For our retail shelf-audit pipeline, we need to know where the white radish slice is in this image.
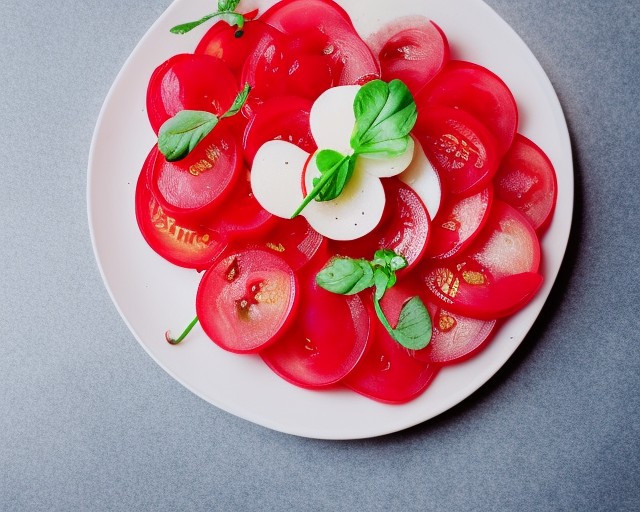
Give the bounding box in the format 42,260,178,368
250,140,310,218
302,153,385,240
356,136,415,178
309,85,359,154
399,137,441,219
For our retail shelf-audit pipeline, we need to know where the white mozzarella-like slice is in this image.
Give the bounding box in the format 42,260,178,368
356,136,415,178
399,137,442,220
309,85,360,154
250,140,309,218
302,153,385,240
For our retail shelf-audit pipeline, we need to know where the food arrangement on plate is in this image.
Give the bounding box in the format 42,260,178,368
134,0,558,405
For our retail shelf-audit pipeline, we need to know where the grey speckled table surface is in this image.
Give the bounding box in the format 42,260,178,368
1,1,638,510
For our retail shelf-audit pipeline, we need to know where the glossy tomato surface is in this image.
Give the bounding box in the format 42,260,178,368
197,248,298,353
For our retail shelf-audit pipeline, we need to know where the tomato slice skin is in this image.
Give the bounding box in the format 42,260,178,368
426,186,493,259
135,148,226,271
146,53,238,134
411,301,497,364
421,200,543,319
417,61,518,157
493,134,558,233
195,19,277,77
415,105,500,196
147,125,242,224
376,19,450,97
260,257,370,388
330,177,431,270
260,0,380,85
196,248,298,353
242,95,316,166
343,285,439,404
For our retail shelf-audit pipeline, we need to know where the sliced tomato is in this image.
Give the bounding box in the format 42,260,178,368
421,200,543,319
329,177,430,270
343,285,439,404
493,134,558,233
147,125,242,224
256,216,326,271
195,19,277,76
377,19,449,97
426,186,493,259
260,0,380,85
261,257,370,388
205,167,276,240
414,105,500,196
411,301,497,364
196,248,298,353
416,60,518,156
146,53,238,134
242,96,316,166
135,148,226,271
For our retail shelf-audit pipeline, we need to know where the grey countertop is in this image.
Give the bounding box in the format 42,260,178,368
1,1,638,510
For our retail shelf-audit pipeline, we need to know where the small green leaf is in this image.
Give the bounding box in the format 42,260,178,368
392,296,432,350
373,268,390,301
169,0,244,35
218,0,241,11
313,150,355,201
222,83,251,119
316,258,374,295
170,14,218,34
158,110,219,161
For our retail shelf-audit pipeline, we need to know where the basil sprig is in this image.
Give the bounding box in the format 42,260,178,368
292,79,417,218
157,83,250,161
170,0,246,35
316,249,432,350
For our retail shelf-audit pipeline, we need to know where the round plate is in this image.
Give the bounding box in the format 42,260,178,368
87,0,573,439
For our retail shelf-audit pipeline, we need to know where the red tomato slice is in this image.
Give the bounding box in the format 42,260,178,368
376,19,450,97
146,53,238,134
147,125,242,223
256,216,326,271
414,105,500,196
205,167,276,240
196,248,298,353
330,177,430,270
261,258,370,388
421,200,543,319
411,301,497,364
494,134,558,233
426,186,493,259
242,95,316,166
135,148,226,271
195,19,277,76
343,285,439,404
260,0,380,85
416,60,518,157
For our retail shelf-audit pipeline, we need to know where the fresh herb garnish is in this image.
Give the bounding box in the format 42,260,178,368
157,83,250,161
316,249,432,350
291,79,417,218
170,0,248,36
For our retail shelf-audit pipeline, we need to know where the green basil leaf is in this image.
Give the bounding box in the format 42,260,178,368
391,296,432,350
316,258,374,295
222,83,251,119
218,0,241,11
158,110,218,161
373,267,390,301
169,1,243,35
312,150,354,202
170,13,218,34
351,80,390,143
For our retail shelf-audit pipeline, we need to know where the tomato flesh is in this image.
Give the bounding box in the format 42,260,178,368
261,259,370,388
146,53,238,134
197,249,298,353
135,148,226,271
343,286,438,404
421,201,543,319
426,186,493,259
147,126,242,223
417,60,518,157
494,134,558,233
415,105,500,196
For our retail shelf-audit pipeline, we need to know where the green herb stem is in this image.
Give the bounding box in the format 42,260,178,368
165,316,199,345
290,154,350,218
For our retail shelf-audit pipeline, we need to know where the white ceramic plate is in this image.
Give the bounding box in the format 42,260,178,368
87,0,573,439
